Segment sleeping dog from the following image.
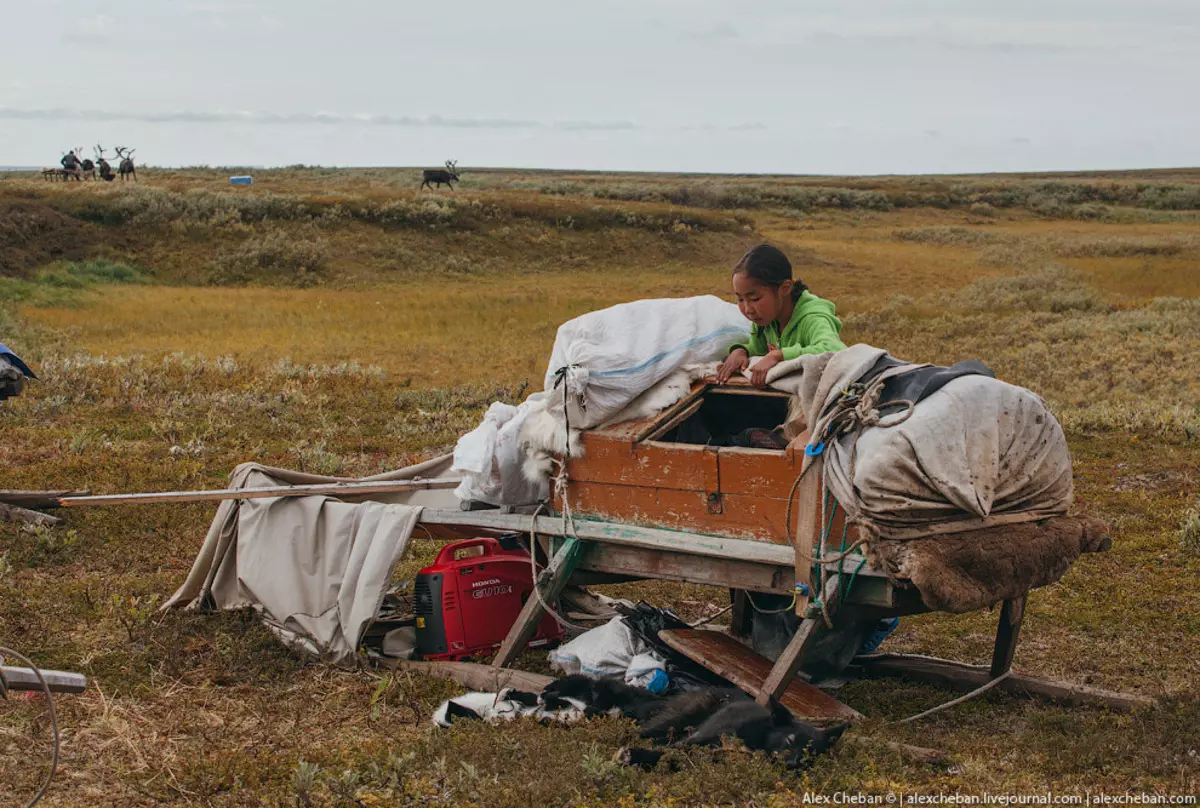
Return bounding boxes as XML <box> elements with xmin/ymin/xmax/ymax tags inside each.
<box><xmin>436</xmin><ymin>674</ymin><xmax>848</xmax><ymax>771</ymax></box>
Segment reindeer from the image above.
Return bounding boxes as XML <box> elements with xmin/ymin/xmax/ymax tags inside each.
<box><xmin>115</xmin><ymin>146</ymin><xmax>137</xmax><ymax>182</ymax></box>
<box><xmin>420</xmin><ymin>159</ymin><xmax>459</xmax><ymax>191</ymax></box>
<box><xmin>76</xmin><ymin>145</ymin><xmax>96</xmax><ymax>180</ymax></box>
<box><xmin>95</xmin><ymin>145</ymin><xmax>116</xmax><ymax>182</ymax></box>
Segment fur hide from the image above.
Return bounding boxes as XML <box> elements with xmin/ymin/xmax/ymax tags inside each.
<box><xmin>868</xmin><ymin>515</ymin><xmax>1110</xmax><ymax>613</ymax></box>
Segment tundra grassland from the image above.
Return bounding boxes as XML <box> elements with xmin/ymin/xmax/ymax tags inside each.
<box><xmin>1</xmin><ymin>168</ymin><xmax>1198</xmax><ymax>807</ymax></box>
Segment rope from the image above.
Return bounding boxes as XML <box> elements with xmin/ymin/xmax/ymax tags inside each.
<box><xmin>526</xmin><ymin>500</ymin><xmax>590</xmax><ymax>635</ymax></box>
<box><xmin>890</xmin><ymin>669</ymin><xmax>1015</xmax><ymax>725</ymax></box>
<box><xmin>784</xmin><ymin>473</ymin><xmax>869</xmax><ymax>566</ymax></box>
<box><xmin>744</xmin><ymin>590</ymin><xmax>798</xmax><ymax>615</ymax></box>
<box><xmin>816</xmin><ymin>376</ymin><xmax>915</xmax><ymax>492</ymax></box>
<box><xmin>0</xmin><ymin>645</ymin><xmax>60</xmax><ymax>808</ymax></box>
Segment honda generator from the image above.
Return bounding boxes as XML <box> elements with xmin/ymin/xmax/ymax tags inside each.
<box><xmin>413</xmin><ymin>537</ymin><xmax>563</xmax><ymax>661</ymax></box>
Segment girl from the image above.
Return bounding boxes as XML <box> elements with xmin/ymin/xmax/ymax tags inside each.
<box><xmin>716</xmin><ymin>244</ymin><xmax>846</xmax><ymax>386</ymax></box>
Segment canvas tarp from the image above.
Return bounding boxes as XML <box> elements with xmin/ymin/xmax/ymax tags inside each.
<box><xmin>164</xmin><ymin>454</ymin><xmax>457</xmax><ymax>665</ymax></box>
<box><xmin>766</xmin><ymin>344</ymin><xmax>1074</xmax><ymax>540</ymax></box>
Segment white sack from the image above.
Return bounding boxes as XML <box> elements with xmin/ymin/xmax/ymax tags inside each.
<box><xmin>548</xmin><ymin>616</ymin><xmax>648</xmax><ymax>678</ymax></box>
<box><xmin>453</xmin><ymin>397</ymin><xmax>548</xmax><ymax>506</ymax></box>
<box><xmin>768</xmin><ymin>344</ymin><xmax>1073</xmax><ymax>539</ymax></box>
<box><xmin>545</xmin><ymin>295</ymin><xmax>750</xmax><ymax>430</ymax></box>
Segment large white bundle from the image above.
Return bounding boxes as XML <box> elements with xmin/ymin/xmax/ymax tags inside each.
<box><xmin>769</xmin><ymin>344</ymin><xmax>1073</xmax><ymax>539</ymax></box>
<box><xmin>545</xmin><ymin>295</ymin><xmax>750</xmax><ymax>430</ymax></box>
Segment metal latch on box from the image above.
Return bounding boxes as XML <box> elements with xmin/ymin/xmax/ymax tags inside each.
<box><xmin>705</xmin><ymin>492</ymin><xmax>724</xmax><ymax>514</ymax></box>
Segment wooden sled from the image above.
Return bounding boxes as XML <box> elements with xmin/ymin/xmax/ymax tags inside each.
<box><xmin>415</xmin><ymin>378</ymin><xmax>1127</xmax><ymax>721</ymax></box>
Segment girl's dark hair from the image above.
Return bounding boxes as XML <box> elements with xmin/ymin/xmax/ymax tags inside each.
<box><xmin>733</xmin><ymin>244</ymin><xmax>808</xmax><ymax>302</ymax></box>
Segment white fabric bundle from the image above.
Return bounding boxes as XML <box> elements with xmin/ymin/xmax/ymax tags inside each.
<box><xmin>767</xmin><ymin>344</ymin><xmax>1073</xmax><ymax>540</ymax></box>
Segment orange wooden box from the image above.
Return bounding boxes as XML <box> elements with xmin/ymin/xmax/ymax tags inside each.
<box><xmin>554</xmin><ymin>380</ymin><xmax>839</xmax><ymax>545</ymax></box>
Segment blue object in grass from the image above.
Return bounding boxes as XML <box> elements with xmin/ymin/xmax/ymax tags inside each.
<box><xmin>229</xmin><ymin>176</ymin><xmax>253</xmax><ymax>185</ymax></box>
<box><xmin>0</xmin><ymin>342</ymin><xmax>35</xmax><ymax>378</ymax></box>
<box><xmin>858</xmin><ymin>617</ymin><xmax>900</xmax><ymax>655</ymax></box>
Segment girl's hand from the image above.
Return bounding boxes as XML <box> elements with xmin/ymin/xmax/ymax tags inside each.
<box><xmin>716</xmin><ymin>349</ymin><xmax>749</xmax><ymax>384</ymax></box>
<box><xmin>750</xmin><ymin>348</ymin><xmax>784</xmax><ymax>387</ymax></box>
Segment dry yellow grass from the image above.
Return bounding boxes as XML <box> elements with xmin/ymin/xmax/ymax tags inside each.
<box><xmin>2</xmin><ymin>168</ymin><xmax>1199</xmax><ymax>806</ymax></box>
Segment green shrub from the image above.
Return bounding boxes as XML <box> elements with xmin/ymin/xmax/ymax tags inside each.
<box><xmin>208</xmin><ymin>230</ymin><xmax>330</xmax><ymax>286</ymax></box>
<box><xmin>952</xmin><ymin>264</ymin><xmax>1105</xmax><ymax>313</ymax></box>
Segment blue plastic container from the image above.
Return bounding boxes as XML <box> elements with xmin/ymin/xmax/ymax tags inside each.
<box><xmin>229</xmin><ymin>176</ymin><xmax>253</xmax><ymax>185</ymax></box>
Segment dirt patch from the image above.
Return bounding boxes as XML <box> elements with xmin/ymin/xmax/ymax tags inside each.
<box><xmin>0</xmin><ymin>198</ymin><xmax>94</xmax><ymax>276</ymax></box>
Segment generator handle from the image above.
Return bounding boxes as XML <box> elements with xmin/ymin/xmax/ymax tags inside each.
<box><xmin>432</xmin><ymin>537</ymin><xmax>503</xmax><ymax>566</ymax></box>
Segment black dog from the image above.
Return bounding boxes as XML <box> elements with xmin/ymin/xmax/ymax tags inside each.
<box><xmin>622</xmin><ymin>694</ymin><xmax>849</xmax><ymax>771</ymax></box>
<box><xmin>543</xmin><ymin>675</ymin><xmax>848</xmax><ymax>771</ymax></box>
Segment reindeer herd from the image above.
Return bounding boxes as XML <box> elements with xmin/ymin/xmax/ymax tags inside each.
<box><xmin>42</xmin><ymin>145</ymin><xmax>136</xmax><ymax>182</ymax></box>
<box><xmin>38</xmin><ymin>152</ymin><xmax>458</xmax><ymax>190</ymax></box>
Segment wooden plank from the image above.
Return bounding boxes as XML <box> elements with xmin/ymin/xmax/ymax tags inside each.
<box><xmin>0</xmin><ymin>665</ymin><xmax>88</xmax><ymax>694</ymax></box>
<box><xmin>419</xmin><ymin>508</ymin><xmax>900</xmax><ymax>581</ymax></box>
<box><xmin>729</xmin><ymin>590</ymin><xmax>753</xmax><ymax>638</ymax></box>
<box><xmin>853</xmin><ymin>653</ymin><xmax>1157</xmax><ymax>712</ymax></box>
<box><xmin>634</xmin><ymin>389</ymin><xmax>707</xmax><ymax>442</ymax></box>
<box><xmin>566</xmin><ymin>439</ymin><xmax>718</xmax><ymax>492</ymax></box>
<box><xmin>640</xmin><ymin>398</ymin><xmax>705</xmax><ymax>442</ymax></box>
<box><xmin>0</xmin><ymin>490</ymin><xmax>89</xmax><ymax>509</ymax></box>
<box><xmin>578</xmin><ymin>542</ymin><xmax>794</xmax><ymax>595</ymax></box>
<box><xmin>564</xmin><ymin>481</ymin><xmax>802</xmax><ymax>544</ymax></box>
<box><xmin>381</xmin><ymin>660</ymin><xmax>554</xmax><ymax>693</ymax></box>
<box><xmin>990</xmin><ymin>597</ymin><xmax>1025</xmax><ymax>677</ymax></box>
<box><xmin>758</xmin><ymin>575</ymin><xmax>842</xmax><ymax>703</ymax></box>
<box><xmin>492</xmin><ymin>537</ymin><xmax>583</xmax><ymax>668</ymax></box>
<box><xmin>717</xmin><ymin>447</ymin><xmax>796</xmax><ymax>497</ymax></box>
<box><xmin>0</xmin><ymin>503</ymin><xmax>62</xmax><ymax>527</ymax></box>
<box><xmin>793</xmin><ymin>469</ymin><xmax>822</xmax><ymax>614</ymax></box>
<box><xmin>57</xmin><ymin>477</ymin><xmax>462</xmax><ymax>507</ymax></box>
<box><xmin>660</xmin><ymin>628</ymin><xmax>860</xmax><ymax>722</ymax></box>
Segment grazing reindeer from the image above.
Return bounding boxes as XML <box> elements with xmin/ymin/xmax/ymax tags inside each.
<box><xmin>115</xmin><ymin>146</ymin><xmax>137</xmax><ymax>182</ymax></box>
<box><xmin>420</xmin><ymin>159</ymin><xmax>459</xmax><ymax>191</ymax></box>
<box><xmin>95</xmin><ymin>145</ymin><xmax>115</xmax><ymax>182</ymax></box>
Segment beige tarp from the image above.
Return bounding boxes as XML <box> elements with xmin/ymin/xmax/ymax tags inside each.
<box><xmin>164</xmin><ymin>454</ymin><xmax>456</xmax><ymax>665</ymax></box>
<box><xmin>767</xmin><ymin>344</ymin><xmax>1073</xmax><ymax>540</ymax></box>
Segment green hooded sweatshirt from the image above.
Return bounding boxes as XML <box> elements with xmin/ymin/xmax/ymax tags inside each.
<box><xmin>731</xmin><ymin>291</ymin><xmax>846</xmax><ymax>360</ymax></box>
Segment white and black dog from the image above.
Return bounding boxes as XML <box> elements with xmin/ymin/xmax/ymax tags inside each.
<box><xmin>434</xmin><ymin>674</ymin><xmax>848</xmax><ymax>771</ymax></box>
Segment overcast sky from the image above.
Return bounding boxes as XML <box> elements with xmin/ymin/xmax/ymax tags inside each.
<box><xmin>2</xmin><ymin>0</ymin><xmax>1196</xmax><ymax>173</ymax></box>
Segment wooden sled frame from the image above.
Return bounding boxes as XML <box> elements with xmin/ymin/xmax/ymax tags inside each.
<box><xmin>413</xmin><ymin>379</ymin><xmax>1133</xmax><ymax>717</ymax></box>
<box><xmin>416</xmin><ymin>477</ymin><xmax>1138</xmax><ymax>720</ymax></box>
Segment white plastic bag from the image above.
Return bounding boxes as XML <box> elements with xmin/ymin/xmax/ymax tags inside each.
<box><xmin>545</xmin><ymin>296</ymin><xmax>750</xmax><ymax>429</ymax></box>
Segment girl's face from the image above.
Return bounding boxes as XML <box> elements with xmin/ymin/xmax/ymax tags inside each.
<box><xmin>733</xmin><ymin>271</ymin><xmax>792</xmax><ymax>327</ymax></box>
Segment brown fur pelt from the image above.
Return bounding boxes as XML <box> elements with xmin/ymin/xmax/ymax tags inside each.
<box><xmin>868</xmin><ymin>516</ymin><xmax>1110</xmax><ymax>613</ymax></box>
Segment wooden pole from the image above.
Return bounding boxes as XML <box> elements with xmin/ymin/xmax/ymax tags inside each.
<box><xmin>0</xmin><ymin>490</ymin><xmax>89</xmax><ymax>510</ymax></box>
<box><xmin>853</xmin><ymin>653</ymin><xmax>1157</xmax><ymax>712</ymax></box>
<box><xmin>382</xmin><ymin>660</ymin><xmax>554</xmax><ymax>694</ymax></box>
<box><xmin>1</xmin><ymin>665</ymin><xmax>88</xmax><ymax>694</ymax></box>
<box><xmin>758</xmin><ymin>575</ymin><xmax>842</xmax><ymax>705</ymax></box>
<box><xmin>56</xmin><ymin>477</ymin><xmax>463</xmax><ymax>508</ymax></box>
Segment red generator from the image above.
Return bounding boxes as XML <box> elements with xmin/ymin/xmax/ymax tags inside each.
<box><xmin>413</xmin><ymin>537</ymin><xmax>564</xmax><ymax>661</ymax></box>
